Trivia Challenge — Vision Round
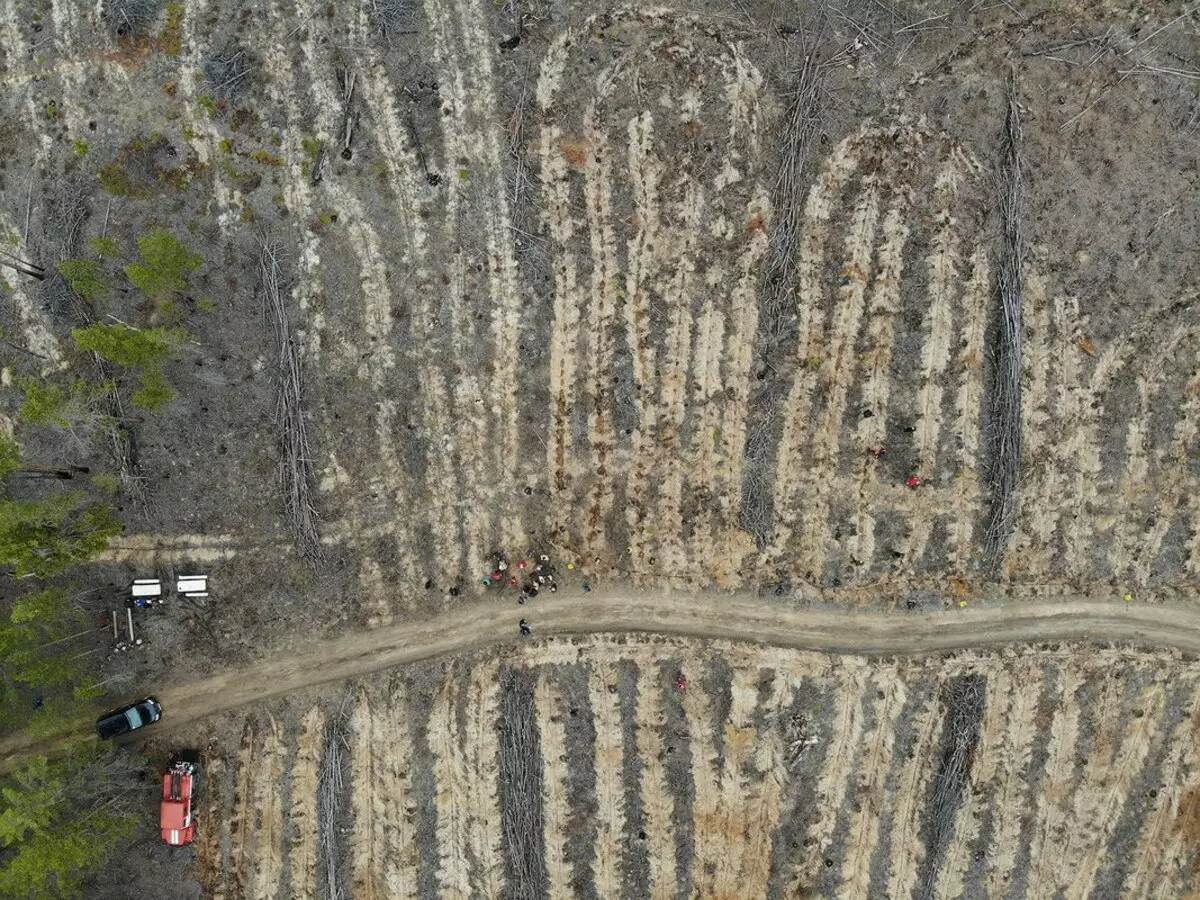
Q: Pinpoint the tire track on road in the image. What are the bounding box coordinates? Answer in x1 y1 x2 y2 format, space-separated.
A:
10 597 1200 771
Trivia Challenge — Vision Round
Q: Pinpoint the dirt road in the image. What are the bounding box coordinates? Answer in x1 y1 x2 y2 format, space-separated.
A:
5 593 1200 770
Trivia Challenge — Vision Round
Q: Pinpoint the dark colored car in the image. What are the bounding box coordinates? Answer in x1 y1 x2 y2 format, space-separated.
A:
96 697 162 740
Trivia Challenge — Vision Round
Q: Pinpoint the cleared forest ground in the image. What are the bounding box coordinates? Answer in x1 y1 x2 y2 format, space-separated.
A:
2 0 1198 897
2 0 1195 659
186 635 1200 899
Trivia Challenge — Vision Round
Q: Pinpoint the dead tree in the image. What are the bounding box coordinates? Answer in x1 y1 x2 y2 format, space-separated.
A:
259 239 323 564
0 250 45 281
497 667 547 897
739 27 829 549
318 711 351 900
338 70 358 160
985 73 1025 573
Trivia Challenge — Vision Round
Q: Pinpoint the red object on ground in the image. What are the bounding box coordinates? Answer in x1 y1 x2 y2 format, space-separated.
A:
517 560 527 569
161 761 197 846
508 577 518 587
491 571 503 580
675 674 687 692
906 474 922 488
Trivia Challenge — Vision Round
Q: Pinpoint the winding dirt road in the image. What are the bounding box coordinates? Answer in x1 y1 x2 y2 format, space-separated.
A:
5 593 1200 770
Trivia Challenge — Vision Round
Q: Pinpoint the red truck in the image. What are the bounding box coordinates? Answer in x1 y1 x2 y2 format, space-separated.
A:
160 761 197 846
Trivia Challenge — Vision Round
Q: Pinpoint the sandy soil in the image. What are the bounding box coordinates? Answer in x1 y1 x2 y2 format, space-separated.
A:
8 593 1200 772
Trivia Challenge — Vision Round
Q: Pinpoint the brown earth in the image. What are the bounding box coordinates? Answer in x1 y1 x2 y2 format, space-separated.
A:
6 593 1200 772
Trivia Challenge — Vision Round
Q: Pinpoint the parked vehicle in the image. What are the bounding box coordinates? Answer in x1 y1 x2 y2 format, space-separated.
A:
95 697 162 740
160 761 197 846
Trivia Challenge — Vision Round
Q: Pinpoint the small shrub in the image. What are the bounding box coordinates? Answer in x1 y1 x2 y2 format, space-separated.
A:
87 236 122 258
249 149 283 167
90 472 120 493
161 2 184 55
57 259 107 302
197 94 218 117
124 229 202 299
43 100 57 120
131 367 174 411
18 382 67 426
71 323 181 367
72 139 89 156
97 160 142 197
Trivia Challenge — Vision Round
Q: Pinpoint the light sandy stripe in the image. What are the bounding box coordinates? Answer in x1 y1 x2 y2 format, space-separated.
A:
357 5 426 267
464 662 503 897
622 111 663 574
1026 663 1087 897
1136 345 1200 581
846 168 916 572
543 122 584 498
196 749 228 900
935 666 1017 899
535 671 573 897
1151 759 1200 900
93 532 273 563
1065 681 1166 900
0 0 52 164
265 0 329 360
581 101 620 563
787 663 867 892
0 0 24 82
683 42 767 568
227 721 256 899
718 186 772 511
650 179 704 579
0 209 62 371
1116 328 1195 583
1063 325 1144 578
341 204 424 615
294 0 338 116
948 245 990 571
177 0 241 230
682 658 720 896
1008 263 1057 577
738 670 791 893
589 662 627 896
350 691 385 899
712 667 759 894
49 0 87 137
382 689 418 896
885 680 942 898
631 657 676 899
418 0 509 565
797 169 883 577
712 48 769 535
431 672 471 897
249 716 284 900
287 707 324 900
984 664 1046 898
687 296 727 571
900 157 963 570
1022 289 1087 578
451 0 525 537
839 668 905 898
1111 325 1188 577
770 125 871 559
1122 685 1200 899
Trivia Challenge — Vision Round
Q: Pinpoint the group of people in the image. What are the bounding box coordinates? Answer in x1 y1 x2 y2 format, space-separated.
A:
481 548 567 638
483 549 560 605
